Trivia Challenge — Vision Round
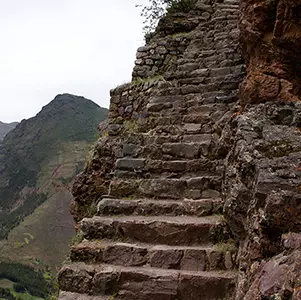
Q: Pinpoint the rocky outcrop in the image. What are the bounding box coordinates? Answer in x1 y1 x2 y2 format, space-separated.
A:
221 0 301 298
222 102 301 299
239 0 301 105
0 121 18 144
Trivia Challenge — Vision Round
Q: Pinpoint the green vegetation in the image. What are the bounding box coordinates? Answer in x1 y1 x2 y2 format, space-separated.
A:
87 201 98 217
109 292 118 300
0 121 18 144
137 0 198 35
71 232 84 246
123 120 140 133
216 241 237 253
0 287 16 300
0 193 47 239
132 74 164 85
0 262 55 299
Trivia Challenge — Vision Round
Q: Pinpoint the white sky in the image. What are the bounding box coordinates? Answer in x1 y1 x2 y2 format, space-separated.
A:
0 0 149 122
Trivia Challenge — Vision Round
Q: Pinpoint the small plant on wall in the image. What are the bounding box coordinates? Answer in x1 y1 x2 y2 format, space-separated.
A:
136 0 197 35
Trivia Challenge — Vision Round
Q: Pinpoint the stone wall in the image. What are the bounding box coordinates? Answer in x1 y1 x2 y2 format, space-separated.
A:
71 0 245 221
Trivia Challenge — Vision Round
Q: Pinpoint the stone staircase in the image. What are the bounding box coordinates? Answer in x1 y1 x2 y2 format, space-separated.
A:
59 205 237 300
58 0 244 299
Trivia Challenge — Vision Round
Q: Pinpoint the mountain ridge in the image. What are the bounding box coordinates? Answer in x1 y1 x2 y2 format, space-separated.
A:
0 121 18 144
0 93 108 240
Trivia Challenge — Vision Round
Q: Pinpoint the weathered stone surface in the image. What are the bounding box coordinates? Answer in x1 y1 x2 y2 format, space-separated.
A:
149 248 183 269
81 215 222 245
70 241 104 263
97 198 222 217
59 262 237 299
71 241 236 272
218 1 301 294
115 158 145 171
180 249 206 271
242 251 301 300
103 243 148 267
139 179 187 199
239 0 301 106
58 263 94 294
59 291 109 300
179 272 236 300
282 232 301 250
223 102 301 238
91 266 119 295
162 143 200 158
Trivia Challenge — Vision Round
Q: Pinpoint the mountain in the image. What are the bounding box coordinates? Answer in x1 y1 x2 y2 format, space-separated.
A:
0 94 108 272
0 122 18 144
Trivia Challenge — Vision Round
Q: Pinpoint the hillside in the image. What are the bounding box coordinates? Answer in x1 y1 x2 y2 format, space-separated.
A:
0 94 108 282
0 93 108 239
0 122 18 144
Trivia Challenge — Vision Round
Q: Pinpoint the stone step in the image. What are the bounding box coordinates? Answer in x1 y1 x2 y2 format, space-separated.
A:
216 3 239 9
97 197 223 217
140 177 221 199
80 215 225 245
110 177 221 199
59 291 109 300
115 157 222 175
70 240 236 272
59 262 236 300
123 141 213 161
145 158 223 175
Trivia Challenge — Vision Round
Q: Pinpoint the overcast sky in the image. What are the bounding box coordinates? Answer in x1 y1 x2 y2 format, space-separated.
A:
0 0 149 122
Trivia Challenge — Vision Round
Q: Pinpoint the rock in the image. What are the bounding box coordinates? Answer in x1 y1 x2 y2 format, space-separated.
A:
244 251 301 299
180 249 206 271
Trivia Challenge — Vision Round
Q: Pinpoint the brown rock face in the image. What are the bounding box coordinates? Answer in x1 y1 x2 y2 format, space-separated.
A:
222 102 301 298
221 0 301 298
239 0 301 105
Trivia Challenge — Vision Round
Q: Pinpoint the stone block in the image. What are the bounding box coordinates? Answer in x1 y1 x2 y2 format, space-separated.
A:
116 158 145 171
207 250 225 270
180 249 206 271
103 244 148 267
149 248 183 269
162 143 199 158
91 267 119 295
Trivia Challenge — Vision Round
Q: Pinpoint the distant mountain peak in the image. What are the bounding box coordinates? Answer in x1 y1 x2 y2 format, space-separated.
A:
0 94 108 239
0 121 18 144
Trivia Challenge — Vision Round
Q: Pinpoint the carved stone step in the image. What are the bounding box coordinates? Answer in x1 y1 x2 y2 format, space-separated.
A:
110 177 221 199
143 133 213 146
59 291 109 300
97 197 223 217
70 241 236 272
80 215 225 246
145 158 223 175
59 263 236 300
139 177 221 199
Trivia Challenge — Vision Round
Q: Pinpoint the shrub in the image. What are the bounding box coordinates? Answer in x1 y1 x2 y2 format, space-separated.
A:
137 0 197 35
